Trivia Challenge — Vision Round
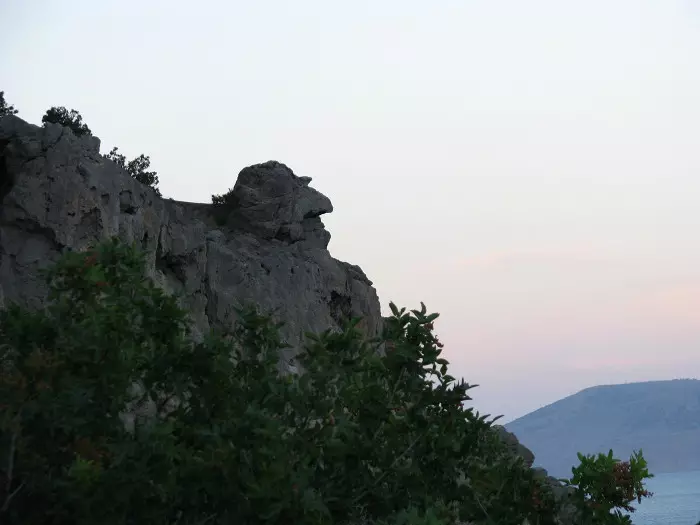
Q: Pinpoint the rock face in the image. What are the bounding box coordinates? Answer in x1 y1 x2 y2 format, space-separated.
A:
493 425 579 524
0 115 382 369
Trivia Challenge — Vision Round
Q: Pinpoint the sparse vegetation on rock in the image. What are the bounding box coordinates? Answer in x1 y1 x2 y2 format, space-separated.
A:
0 238 652 525
41 106 92 137
0 91 19 117
565 450 653 524
211 186 236 207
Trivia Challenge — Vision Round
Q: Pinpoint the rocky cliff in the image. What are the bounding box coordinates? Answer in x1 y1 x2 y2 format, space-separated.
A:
0 115 382 370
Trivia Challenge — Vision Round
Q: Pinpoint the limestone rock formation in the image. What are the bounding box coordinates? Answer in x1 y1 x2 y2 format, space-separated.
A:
0 115 381 370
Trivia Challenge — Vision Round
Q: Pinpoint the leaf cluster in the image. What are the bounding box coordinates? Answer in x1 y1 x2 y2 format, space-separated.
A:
0 92 19 117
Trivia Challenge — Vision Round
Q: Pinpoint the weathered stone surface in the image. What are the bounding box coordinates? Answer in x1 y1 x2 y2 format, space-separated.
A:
494 425 536 468
0 115 382 369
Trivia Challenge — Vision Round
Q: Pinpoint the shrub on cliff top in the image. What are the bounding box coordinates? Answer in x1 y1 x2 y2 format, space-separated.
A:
0 238 651 525
211 187 236 207
38 107 161 195
0 91 19 117
105 146 161 196
41 106 92 137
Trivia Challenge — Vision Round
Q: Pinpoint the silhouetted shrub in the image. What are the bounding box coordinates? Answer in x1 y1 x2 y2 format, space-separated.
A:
211 187 237 225
0 238 653 525
41 106 92 137
0 91 18 117
564 449 653 524
105 146 161 196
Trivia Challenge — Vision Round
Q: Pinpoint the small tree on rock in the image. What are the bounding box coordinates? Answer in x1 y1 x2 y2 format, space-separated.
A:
0 91 19 117
211 187 238 225
105 146 161 196
41 106 92 137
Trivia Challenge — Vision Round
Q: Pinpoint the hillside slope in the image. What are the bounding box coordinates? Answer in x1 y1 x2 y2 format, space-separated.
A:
506 379 700 477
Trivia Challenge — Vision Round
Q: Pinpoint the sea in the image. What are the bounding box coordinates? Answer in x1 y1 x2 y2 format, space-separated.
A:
625 470 700 525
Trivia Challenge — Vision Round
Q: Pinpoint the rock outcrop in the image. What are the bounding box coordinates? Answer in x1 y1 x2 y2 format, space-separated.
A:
494 425 536 468
0 115 382 370
507 378 700 477
493 425 579 524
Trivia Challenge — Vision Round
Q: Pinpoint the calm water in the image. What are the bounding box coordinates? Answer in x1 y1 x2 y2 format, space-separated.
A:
626 470 700 525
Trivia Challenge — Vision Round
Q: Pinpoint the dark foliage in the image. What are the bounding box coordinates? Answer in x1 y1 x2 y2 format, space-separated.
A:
41 106 92 137
210 187 237 226
0 92 19 117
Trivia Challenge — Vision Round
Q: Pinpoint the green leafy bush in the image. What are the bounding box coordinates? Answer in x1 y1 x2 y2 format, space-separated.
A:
0 238 652 525
0 92 19 117
105 146 161 196
41 106 92 137
562 449 653 524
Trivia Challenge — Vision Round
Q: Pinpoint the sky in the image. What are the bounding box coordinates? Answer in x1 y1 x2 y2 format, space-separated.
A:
1 0 699 421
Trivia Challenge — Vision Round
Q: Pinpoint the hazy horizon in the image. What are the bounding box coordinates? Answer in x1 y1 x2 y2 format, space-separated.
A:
2 0 699 420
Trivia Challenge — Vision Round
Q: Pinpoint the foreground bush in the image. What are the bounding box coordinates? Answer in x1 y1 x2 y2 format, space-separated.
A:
564 450 653 525
38 105 161 194
0 239 651 524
